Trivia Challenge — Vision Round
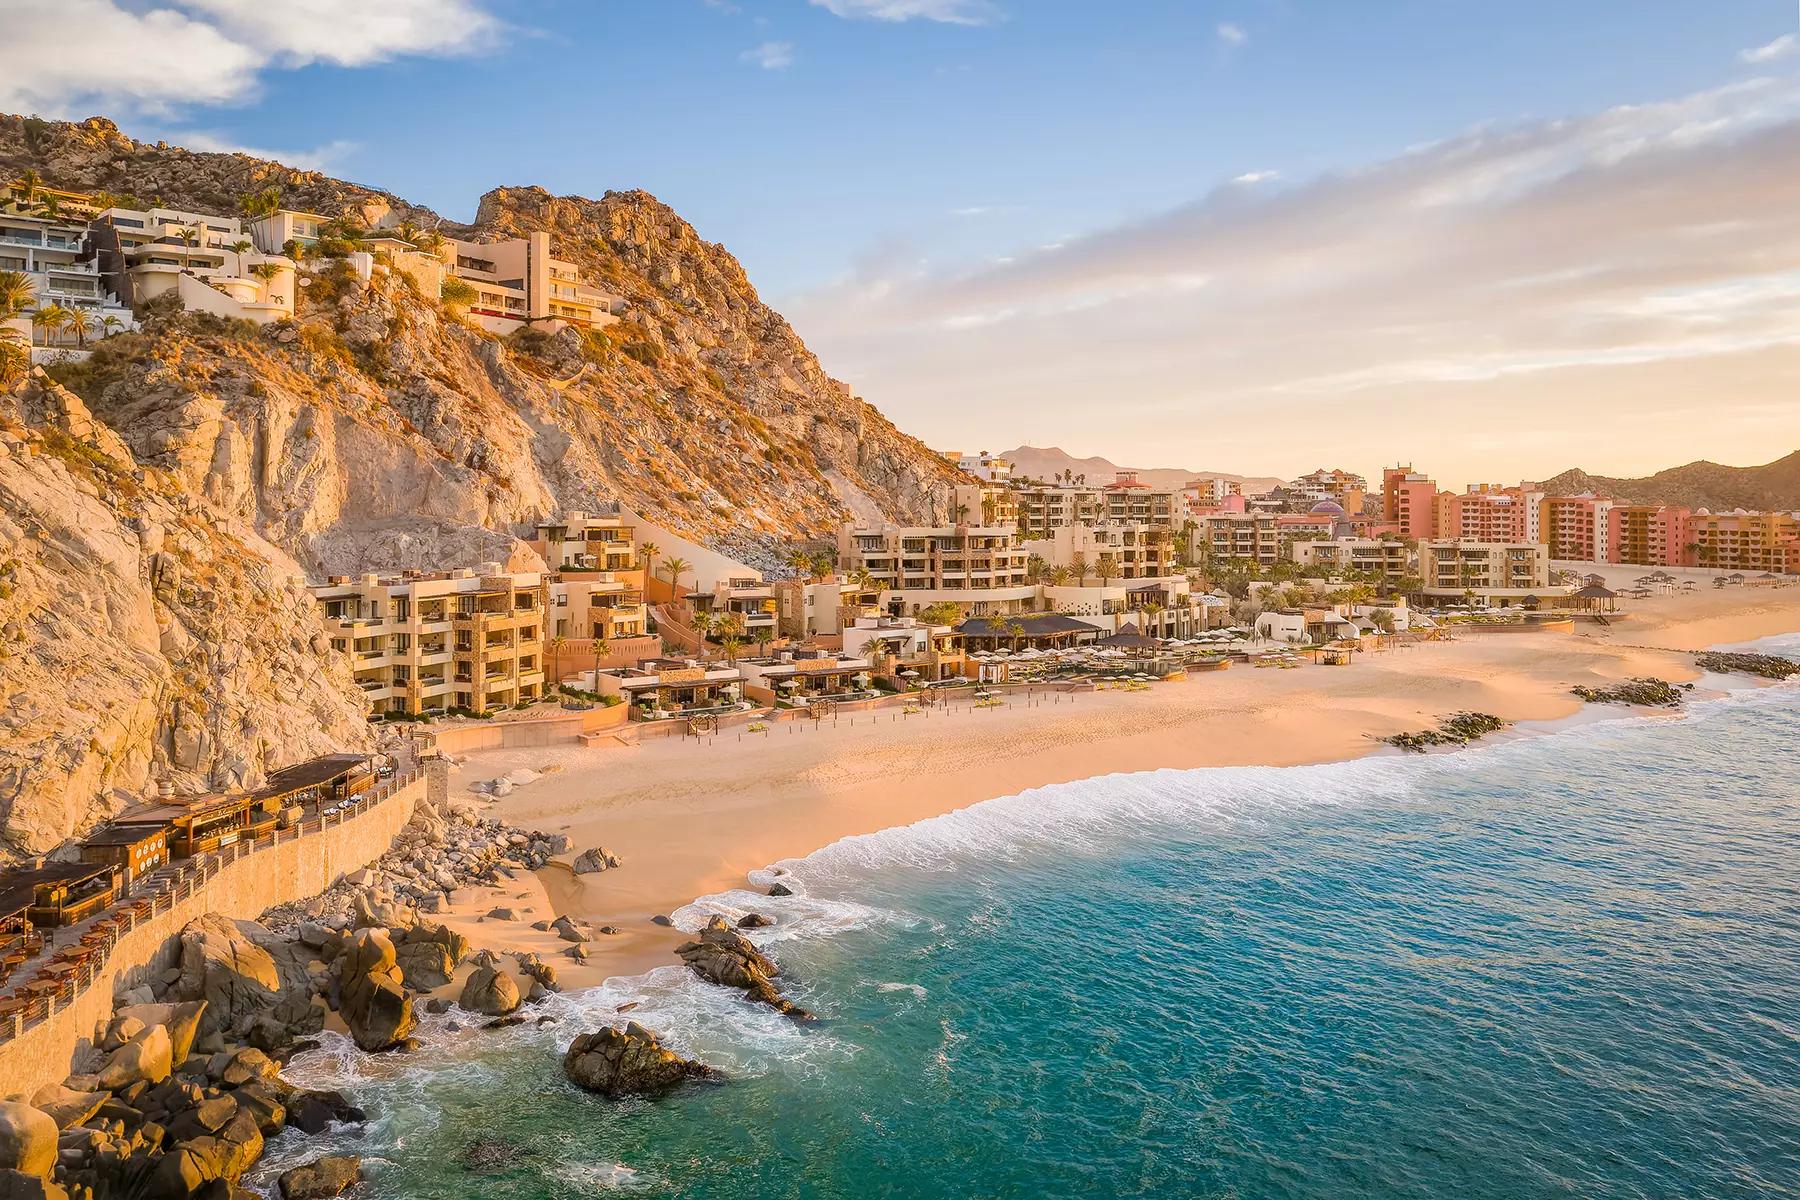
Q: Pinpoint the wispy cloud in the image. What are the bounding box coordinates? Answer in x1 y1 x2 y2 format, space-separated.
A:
790 77 1800 479
809 0 1001 26
176 130 363 173
1217 23 1247 47
0 0 500 117
1741 33 1796 63
740 41 795 69
1232 170 1279 184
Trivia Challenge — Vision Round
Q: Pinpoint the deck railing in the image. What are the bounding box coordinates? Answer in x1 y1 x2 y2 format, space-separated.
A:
0 767 422 1047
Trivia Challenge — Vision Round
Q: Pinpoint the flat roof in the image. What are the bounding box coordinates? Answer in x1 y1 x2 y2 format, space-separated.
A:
0 863 116 916
82 825 170 847
254 754 370 800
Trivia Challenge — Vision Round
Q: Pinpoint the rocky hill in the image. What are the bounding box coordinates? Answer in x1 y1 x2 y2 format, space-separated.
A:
0 115 969 856
1538 452 1800 512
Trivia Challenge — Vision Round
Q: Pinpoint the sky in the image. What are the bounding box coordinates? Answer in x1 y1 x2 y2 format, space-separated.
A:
7 0 1800 487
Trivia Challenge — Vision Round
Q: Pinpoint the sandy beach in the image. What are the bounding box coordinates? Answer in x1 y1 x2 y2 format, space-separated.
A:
432 590 1800 987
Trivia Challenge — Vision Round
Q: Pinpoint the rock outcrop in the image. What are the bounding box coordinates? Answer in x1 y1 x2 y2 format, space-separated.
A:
334 929 416 1052
456 955 520 1018
277 1154 362 1200
675 916 813 1021
561 1023 715 1097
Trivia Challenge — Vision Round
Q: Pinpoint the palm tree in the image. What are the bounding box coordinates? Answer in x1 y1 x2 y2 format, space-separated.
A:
661 556 691 603
176 227 200 274
547 633 567 686
36 194 60 220
1005 620 1027 651
785 548 812 579
636 541 661 590
1140 600 1165 640
249 261 284 304
920 601 963 628
14 170 40 206
61 307 93 348
230 239 253 258
31 304 68 347
1070 552 1089 586
100 314 124 339
850 567 879 595
0 270 33 324
591 635 611 679
809 550 834 580
394 221 421 247
1048 565 1070 586
1097 555 1118 586
954 503 970 525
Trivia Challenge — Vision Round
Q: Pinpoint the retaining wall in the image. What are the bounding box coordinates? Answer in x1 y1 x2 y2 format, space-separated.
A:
0 773 423 1100
428 705 630 755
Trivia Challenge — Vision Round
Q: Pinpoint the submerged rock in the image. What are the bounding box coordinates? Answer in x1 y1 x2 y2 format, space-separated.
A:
278 1155 361 1200
562 1023 716 1097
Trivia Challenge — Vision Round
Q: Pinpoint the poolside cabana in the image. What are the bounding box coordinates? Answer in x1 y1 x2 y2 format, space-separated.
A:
1568 584 1621 613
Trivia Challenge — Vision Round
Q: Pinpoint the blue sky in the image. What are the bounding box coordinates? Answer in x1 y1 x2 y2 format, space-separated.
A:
10 0 1800 479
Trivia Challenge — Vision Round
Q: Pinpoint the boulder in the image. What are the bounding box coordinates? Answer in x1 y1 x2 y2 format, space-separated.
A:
231 1081 286 1136
0 1168 68 1198
285 1092 364 1137
278 1156 361 1200
0 1104 57 1177
153 1137 228 1195
351 892 415 932
513 954 559 994
484 907 518 922
562 1023 715 1097
675 916 812 1021
96 1024 173 1091
174 916 284 1037
394 941 457 990
571 848 621 875
216 1047 277 1087
336 930 416 1052
26 1087 104 1131
101 1015 146 1051
457 965 520 1017
737 913 772 929
767 883 794 897
165 1001 208 1063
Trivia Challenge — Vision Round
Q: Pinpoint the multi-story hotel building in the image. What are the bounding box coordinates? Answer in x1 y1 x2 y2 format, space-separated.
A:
1687 509 1800 574
0 207 133 335
955 450 1013 483
1043 523 1177 581
1382 467 1438 541
1013 472 1177 538
531 512 649 642
1606 505 1692 568
447 232 622 336
1433 485 1542 544
313 566 548 715
837 520 1037 618
1288 468 1368 512
90 205 295 323
1290 537 1410 579
1540 495 1615 564
1417 540 1551 603
1198 512 1281 567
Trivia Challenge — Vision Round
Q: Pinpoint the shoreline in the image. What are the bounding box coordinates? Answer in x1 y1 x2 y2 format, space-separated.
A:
436 591 1800 988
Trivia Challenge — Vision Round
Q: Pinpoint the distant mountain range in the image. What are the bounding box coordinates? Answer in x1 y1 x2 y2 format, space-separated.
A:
1539 452 1800 512
997 446 1284 494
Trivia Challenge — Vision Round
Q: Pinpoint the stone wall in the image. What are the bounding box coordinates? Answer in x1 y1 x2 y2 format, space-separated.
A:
0 774 422 1100
428 705 630 755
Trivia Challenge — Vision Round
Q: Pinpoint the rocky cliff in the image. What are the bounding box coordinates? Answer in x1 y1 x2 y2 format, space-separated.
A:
0 116 968 855
0 374 369 855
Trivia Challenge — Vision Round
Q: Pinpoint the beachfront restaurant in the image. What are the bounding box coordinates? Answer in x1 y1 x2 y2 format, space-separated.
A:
253 753 375 813
955 613 1105 652
0 863 123 929
740 656 878 703
117 795 281 859
595 659 744 718
78 823 170 887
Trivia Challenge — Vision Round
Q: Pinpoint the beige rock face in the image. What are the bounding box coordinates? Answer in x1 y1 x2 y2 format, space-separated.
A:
0 115 972 854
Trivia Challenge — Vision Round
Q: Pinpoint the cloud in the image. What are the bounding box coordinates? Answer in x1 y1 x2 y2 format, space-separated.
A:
1232 170 1279 184
0 0 499 117
740 41 795 69
176 130 363 172
788 77 1800 481
1741 33 1796 63
1217 23 1247 46
808 0 1000 25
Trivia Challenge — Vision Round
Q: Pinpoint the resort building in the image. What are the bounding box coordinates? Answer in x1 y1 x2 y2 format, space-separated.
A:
1606 505 1692 568
584 658 743 717
1013 472 1179 538
0 208 134 338
955 449 1014 483
1686 509 1800 575
1288 468 1368 512
1043 522 1177 581
447 232 622 336
1433 485 1541 544
1041 577 1211 639
687 575 781 646
836 614 968 680
1540 495 1615 564
247 209 330 256
1290 537 1410 579
772 579 883 640
1417 540 1552 604
535 511 640 572
1198 512 1281 567
738 654 879 704
311 565 548 715
90 205 295 324
837 520 1034 603
1382 466 1438 541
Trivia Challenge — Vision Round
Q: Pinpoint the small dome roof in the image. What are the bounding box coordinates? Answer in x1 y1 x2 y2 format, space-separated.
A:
1308 500 1348 516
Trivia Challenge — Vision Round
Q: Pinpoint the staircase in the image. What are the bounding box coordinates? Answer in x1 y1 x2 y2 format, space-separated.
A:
654 603 701 654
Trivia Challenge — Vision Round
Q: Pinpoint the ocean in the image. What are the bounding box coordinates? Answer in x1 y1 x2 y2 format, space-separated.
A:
253 636 1800 1199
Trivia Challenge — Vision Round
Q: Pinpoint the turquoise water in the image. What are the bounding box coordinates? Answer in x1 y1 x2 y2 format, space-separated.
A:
257 641 1800 1199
